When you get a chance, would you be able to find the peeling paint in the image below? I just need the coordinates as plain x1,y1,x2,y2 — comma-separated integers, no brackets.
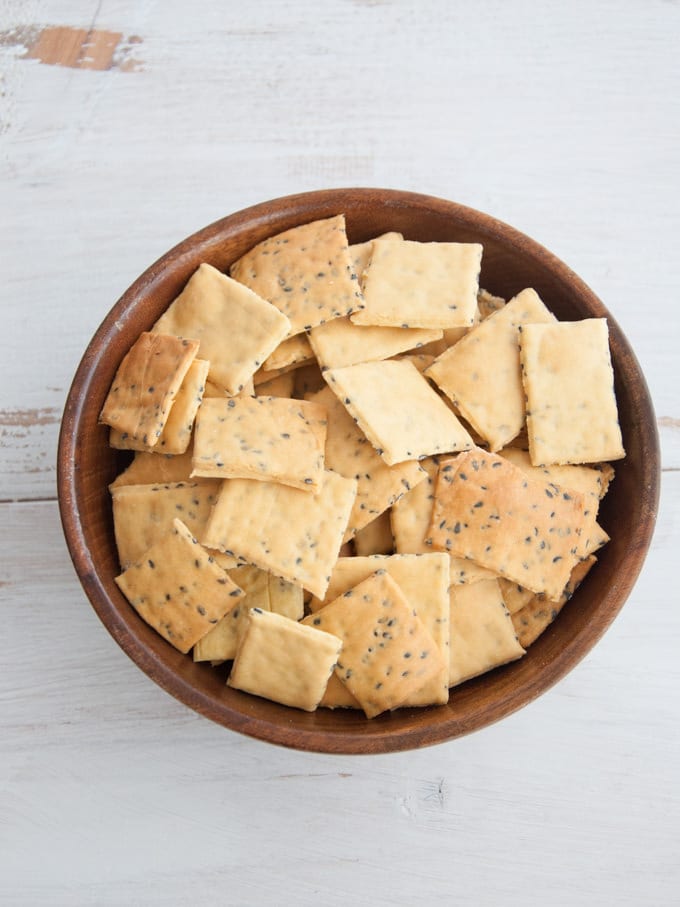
0,24,143,72
0,407,61,427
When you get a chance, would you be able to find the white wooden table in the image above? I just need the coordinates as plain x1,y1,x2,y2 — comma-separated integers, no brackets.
2,2,678,904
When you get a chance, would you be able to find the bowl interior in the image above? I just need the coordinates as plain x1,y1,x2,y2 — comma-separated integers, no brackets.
58,188,660,753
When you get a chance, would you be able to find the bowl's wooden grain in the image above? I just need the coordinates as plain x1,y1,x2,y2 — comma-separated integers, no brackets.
57,188,660,753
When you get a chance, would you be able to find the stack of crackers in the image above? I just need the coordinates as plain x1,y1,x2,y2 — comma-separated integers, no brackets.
100,214,625,718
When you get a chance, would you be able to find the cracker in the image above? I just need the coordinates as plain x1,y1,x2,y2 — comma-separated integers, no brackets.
110,358,209,455
99,332,199,447
228,609,342,711
193,593,249,662
512,556,596,647
415,285,498,357
204,376,255,398
353,511,394,557
309,316,442,371
253,360,309,386
448,579,525,686
519,318,625,465
152,262,290,395
112,480,221,569
193,565,303,662
309,385,426,540
497,446,611,558
191,395,327,491
395,352,436,373
109,448,197,490
202,470,357,599
254,370,296,399
309,552,449,706
498,446,610,503
427,448,587,601
115,518,245,654
307,552,450,707
425,288,556,451
262,333,314,372
497,578,536,615
229,214,364,336
325,359,474,465
351,239,482,329
349,231,403,287
593,462,616,499
303,570,447,717
476,288,506,319
390,455,496,584
319,672,362,710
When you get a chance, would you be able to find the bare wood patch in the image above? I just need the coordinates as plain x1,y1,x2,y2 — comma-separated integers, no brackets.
0,25,143,71
0,407,61,428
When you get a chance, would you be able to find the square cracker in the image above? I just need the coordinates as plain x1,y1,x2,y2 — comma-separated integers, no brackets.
307,553,450,707
308,316,442,371
109,447,197,490
193,565,303,662
115,518,245,654
229,214,364,337
519,318,625,465
99,332,199,447
425,288,556,451
152,262,290,396
349,231,403,288
309,385,425,540
324,359,474,465
191,395,327,492
110,358,209,455
498,446,612,503
427,448,587,601
448,579,525,686
202,470,357,599
303,570,447,717
512,555,596,647
228,609,342,712
497,446,610,558
351,239,482,329
111,480,222,569
390,455,496,584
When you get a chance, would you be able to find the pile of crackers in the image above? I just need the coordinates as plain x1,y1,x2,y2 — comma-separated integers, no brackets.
100,214,625,718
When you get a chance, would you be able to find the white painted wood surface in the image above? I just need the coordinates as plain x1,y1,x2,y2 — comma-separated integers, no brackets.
1,1,678,903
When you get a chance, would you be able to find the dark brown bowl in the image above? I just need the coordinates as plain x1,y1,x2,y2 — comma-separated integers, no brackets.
57,188,660,754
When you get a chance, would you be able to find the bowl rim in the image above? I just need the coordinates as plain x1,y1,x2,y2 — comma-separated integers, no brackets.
57,187,661,753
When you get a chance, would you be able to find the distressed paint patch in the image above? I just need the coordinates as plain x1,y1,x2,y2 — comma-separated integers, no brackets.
0,25,143,71
0,406,60,427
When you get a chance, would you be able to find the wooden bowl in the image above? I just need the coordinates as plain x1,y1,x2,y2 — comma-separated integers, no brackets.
57,188,660,753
